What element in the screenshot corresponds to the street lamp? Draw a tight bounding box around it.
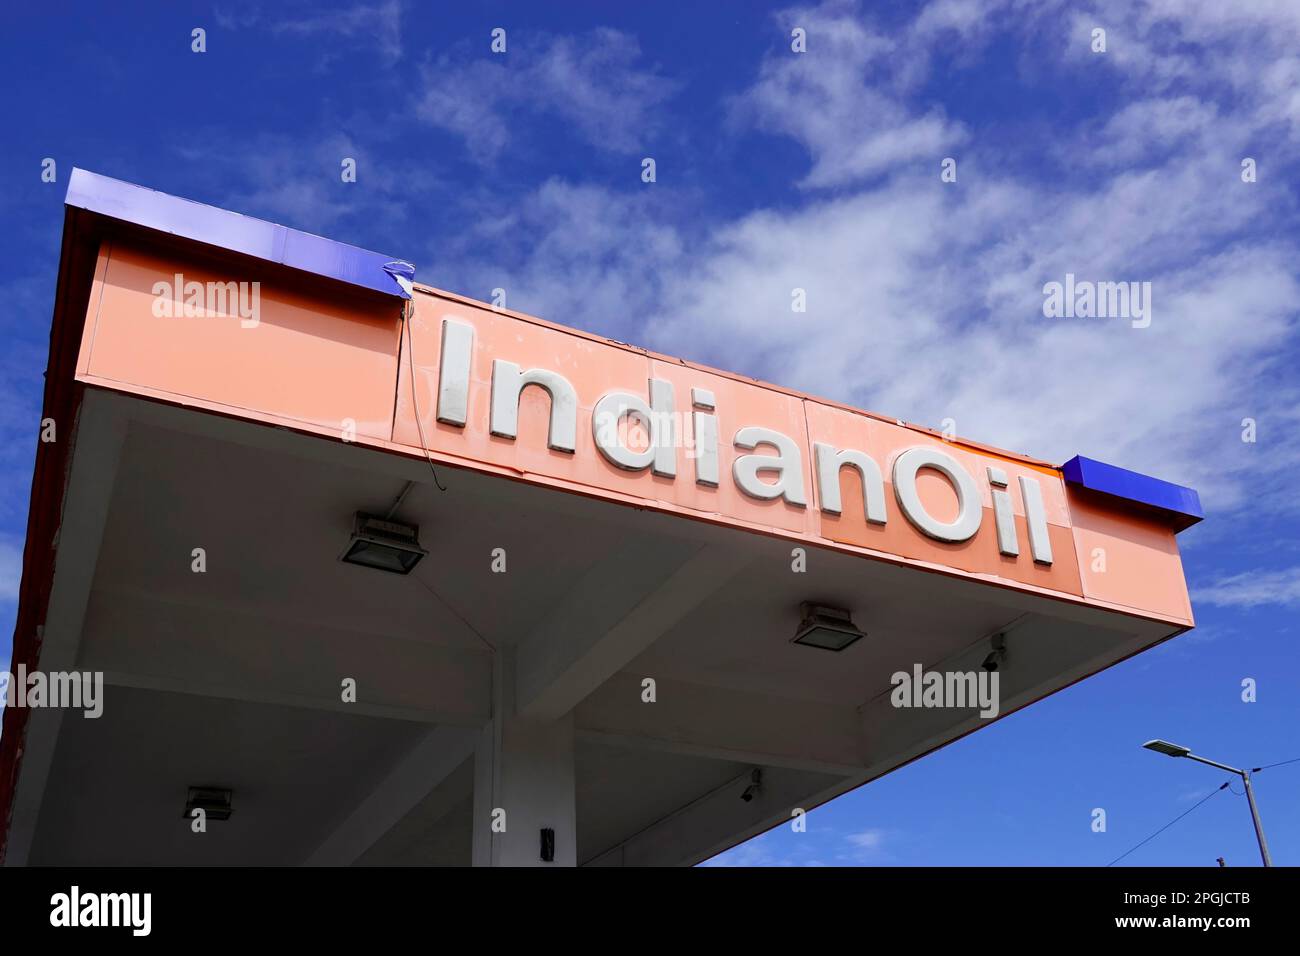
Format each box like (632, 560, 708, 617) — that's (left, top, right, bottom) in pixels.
(1142, 739, 1272, 867)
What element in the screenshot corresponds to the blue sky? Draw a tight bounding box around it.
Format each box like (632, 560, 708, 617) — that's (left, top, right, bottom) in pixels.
(1, 0, 1298, 866)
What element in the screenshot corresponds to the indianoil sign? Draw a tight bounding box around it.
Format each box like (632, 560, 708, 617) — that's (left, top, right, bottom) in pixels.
(74, 238, 1191, 622)
(393, 298, 1086, 598)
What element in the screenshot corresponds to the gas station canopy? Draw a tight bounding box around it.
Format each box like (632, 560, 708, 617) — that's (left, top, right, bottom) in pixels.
(1, 170, 1199, 866)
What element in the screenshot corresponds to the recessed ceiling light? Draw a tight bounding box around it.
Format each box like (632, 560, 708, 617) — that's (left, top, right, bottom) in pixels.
(792, 603, 865, 652)
(340, 513, 427, 574)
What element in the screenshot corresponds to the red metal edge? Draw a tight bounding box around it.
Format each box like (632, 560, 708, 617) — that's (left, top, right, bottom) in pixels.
(0, 207, 97, 863)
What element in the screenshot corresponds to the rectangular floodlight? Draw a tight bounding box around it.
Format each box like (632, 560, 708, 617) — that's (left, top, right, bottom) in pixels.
(184, 787, 233, 822)
(792, 603, 865, 652)
(341, 513, 427, 574)
(1143, 739, 1191, 758)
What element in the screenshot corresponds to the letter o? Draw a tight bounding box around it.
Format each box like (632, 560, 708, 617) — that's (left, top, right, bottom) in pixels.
(892, 447, 981, 542)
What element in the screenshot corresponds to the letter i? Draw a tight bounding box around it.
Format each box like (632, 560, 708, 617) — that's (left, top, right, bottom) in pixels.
(987, 467, 1019, 557)
(691, 388, 719, 487)
(1019, 475, 1053, 564)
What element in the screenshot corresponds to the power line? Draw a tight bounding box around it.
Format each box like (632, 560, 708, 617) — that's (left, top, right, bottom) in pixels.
(1254, 755, 1300, 773)
(1106, 782, 1229, 867)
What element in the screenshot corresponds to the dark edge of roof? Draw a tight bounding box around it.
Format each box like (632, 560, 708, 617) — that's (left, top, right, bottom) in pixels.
(0, 204, 96, 861)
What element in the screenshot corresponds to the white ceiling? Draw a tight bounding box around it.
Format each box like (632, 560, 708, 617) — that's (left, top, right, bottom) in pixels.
(21, 391, 1181, 865)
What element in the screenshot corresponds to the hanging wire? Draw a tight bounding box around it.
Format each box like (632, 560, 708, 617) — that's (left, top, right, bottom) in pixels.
(1106, 782, 1229, 867)
(402, 299, 447, 492)
(1106, 752, 1298, 865)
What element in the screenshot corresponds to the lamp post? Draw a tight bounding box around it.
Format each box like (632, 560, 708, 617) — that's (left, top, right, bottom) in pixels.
(1143, 739, 1272, 867)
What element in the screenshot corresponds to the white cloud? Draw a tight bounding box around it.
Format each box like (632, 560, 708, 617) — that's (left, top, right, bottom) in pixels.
(175, 132, 435, 236)
(434, 178, 683, 342)
(440, 166, 1297, 518)
(217, 1, 406, 62)
(1079, 96, 1223, 168)
(419, 0, 1300, 526)
(734, 1, 965, 188)
(644, 165, 1297, 506)
(837, 827, 895, 863)
(416, 29, 680, 162)
(845, 828, 885, 849)
(1082, 0, 1300, 100)
(1196, 567, 1300, 609)
(702, 832, 827, 867)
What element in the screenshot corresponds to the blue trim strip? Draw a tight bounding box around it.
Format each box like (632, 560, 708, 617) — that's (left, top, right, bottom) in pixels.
(1061, 456, 1203, 531)
(65, 168, 412, 299)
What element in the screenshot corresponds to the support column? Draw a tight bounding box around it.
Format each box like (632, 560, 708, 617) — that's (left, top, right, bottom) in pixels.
(472, 648, 577, 866)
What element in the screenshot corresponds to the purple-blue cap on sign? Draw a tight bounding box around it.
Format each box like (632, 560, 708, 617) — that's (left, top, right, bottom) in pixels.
(64, 168, 413, 299)
(1060, 455, 1203, 532)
